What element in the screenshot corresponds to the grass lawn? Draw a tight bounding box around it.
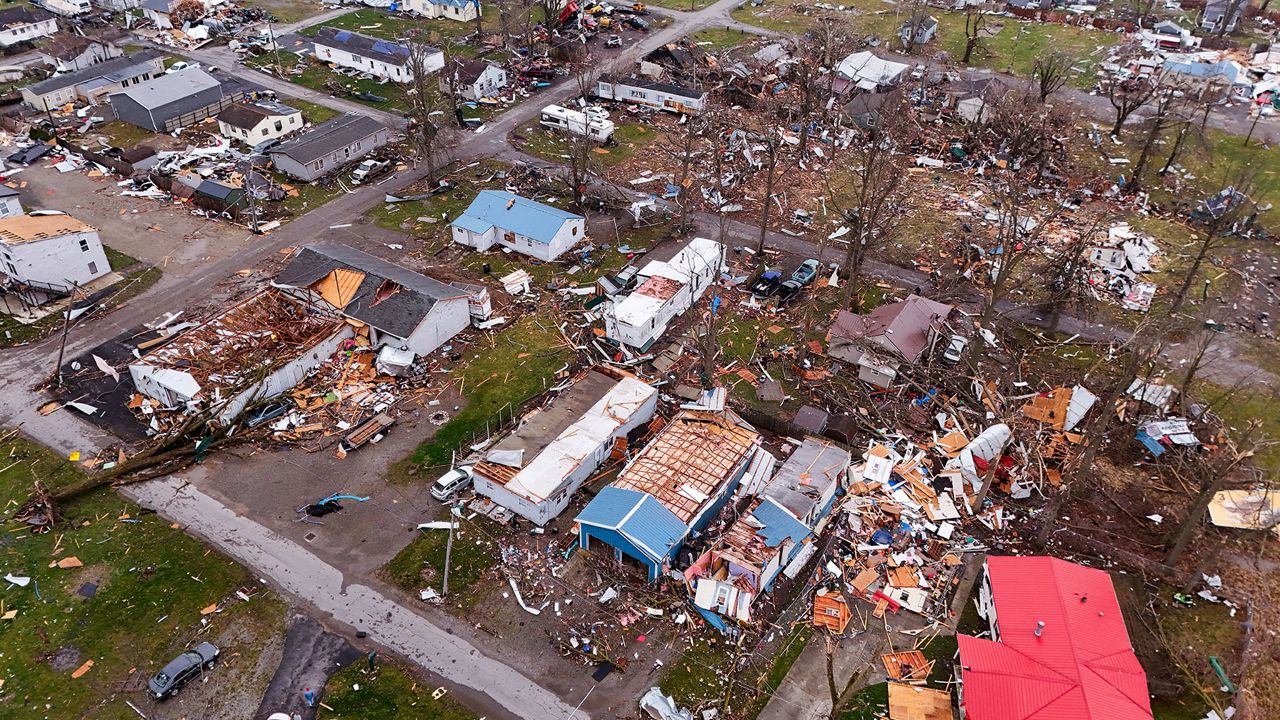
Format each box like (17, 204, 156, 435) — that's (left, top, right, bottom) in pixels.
(658, 635, 737, 708)
(645, 0, 719, 9)
(730, 0, 1119, 86)
(381, 511, 499, 604)
(838, 682, 889, 720)
(689, 26, 755, 52)
(95, 121, 156, 149)
(1193, 380, 1280, 473)
(0, 433, 282, 718)
(276, 170, 347, 217)
(0, 247, 161, 348)
(299, 8, 507, 61)
(288, 97, 342, 124)
(512, 119, 659, 169)
(396, 315, 574, 471)
(241, 0, 339, 24)
(320, 658, 477, 719)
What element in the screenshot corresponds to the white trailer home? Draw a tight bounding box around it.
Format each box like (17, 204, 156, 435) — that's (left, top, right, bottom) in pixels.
(604, 237, 724, 351)
(539, 104, 615, 143)
(0, 214, 109, 292)
(472, 368, 658, 526)
(595, 75, 706, 114)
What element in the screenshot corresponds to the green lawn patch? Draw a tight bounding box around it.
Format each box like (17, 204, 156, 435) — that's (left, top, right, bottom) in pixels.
(94, 121, 156, 149)
(381, 511, 499, 603)
(512, 119, 659, 169)
(0, 433, 275, 717)
(299, 7, 508, 60)
(288, 97, 342, 124)
(277, 171, 346, 217)
(645, 0, 718, 9)
(838, 682, 889, 720)
(690, 26, 755, 52)
(658, 635, 737, 708)
(241, 0, 338, 24)
(399, 316, 574, 471)
(320, 658, 478, 719)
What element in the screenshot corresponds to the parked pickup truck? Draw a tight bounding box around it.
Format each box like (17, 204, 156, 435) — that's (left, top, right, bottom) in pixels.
(350, 158, 390, 185)
(340, 413, 394, 452)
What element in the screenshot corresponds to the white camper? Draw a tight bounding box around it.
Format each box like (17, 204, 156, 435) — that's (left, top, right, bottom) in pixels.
(539, 104, 614, 143)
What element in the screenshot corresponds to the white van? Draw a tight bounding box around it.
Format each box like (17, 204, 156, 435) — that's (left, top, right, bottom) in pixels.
(430, 466, 474, 501)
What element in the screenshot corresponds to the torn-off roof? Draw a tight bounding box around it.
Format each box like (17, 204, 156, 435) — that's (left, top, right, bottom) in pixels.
(612, 409, 758, 524)
(274, 244, 465, 339)
(829, 294, 953, 363)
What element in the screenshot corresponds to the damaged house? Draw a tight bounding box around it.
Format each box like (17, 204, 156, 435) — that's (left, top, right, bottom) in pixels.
(575, 409, 767, 581)
(472, 368, 659, 526)
(827, 294, 954, 388)
(313, 27, 441, 83)
(451, 190, 585, 262)
(957, 555, 1154, 720)
(21, 50, 165, 111)
(0, 7, 57, 48)
(834, 51, 909, 94)
(403, 0, 481, 22)
(595, 75, 707, 114)
(439, 58, 507, 101)
(0, 214, 109, 304)
(38, 33, 121, 73)
(603, 237, 723, 351)
(686, 438, 850, 624)
(216, 100, 303, 146)
(1086, 223, 1160, 312)
(128, 288, 351, 423)
(273, 244, 471, 373)
(267, 113, 390, 182)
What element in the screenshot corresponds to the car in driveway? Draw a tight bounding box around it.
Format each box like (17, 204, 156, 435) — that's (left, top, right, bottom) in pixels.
(775, 279, 803, 305)
(751, 269, 783, 298)
(790, 259, 821, 286)
(431, 466, 474, 501)
(149, 642, 219, 700)
(350, 158, 390, 185)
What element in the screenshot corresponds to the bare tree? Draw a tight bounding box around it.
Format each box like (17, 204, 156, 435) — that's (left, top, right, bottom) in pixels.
(899, 0, 932, 54)
(1031, 52, 1073, 102)
(557, 63, 601, 211)
(1165, 422, 1267, 565)
(1167, 171, 1257, 315)
(1207, 0, 1247, 37)
(1106, 73, 1158, 136)
(1128, 84, 1188, 192)
(754, 131, 783, 264)
(826, 94, 911, 311)
(961, 6, 992, 65)
(655, 68, 711, 232)
(405, 33, 453, 183)
(1040, 213, 1106, 330)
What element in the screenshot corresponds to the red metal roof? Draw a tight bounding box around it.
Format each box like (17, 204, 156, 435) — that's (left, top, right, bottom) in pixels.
(957, 556, 1153, 720)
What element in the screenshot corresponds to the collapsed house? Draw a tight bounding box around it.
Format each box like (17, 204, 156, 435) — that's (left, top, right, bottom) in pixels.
(603, 237, 724, 351)
(128, 288, 350, 423)
(471, 368, 659, 526)
(21, 50, 165, 110)
(575, 409, 767, 581)
(0, 186, 22, 220)
(827, 295, 954, 388)
(958, 555, 1154, 720)
(266, 113, 390, 182)
(686, 438, 850, 624)
(451, 190, 586, 262)
(108, 68, 255, 133)
(1085, 223, 1160, 311)
(834, 51, 909, 94)
(38, 33, 121, 73)
(312, 27, 441, 83)
(273, 245, 471, 373)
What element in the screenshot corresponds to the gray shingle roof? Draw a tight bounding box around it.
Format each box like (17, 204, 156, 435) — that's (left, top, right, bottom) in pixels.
(216, 100, 299, 130)
(275, 245, 466, 338)
(0, 6, 52, 27)
(312, 26, 419, 67)
(267, 113, 384, 165)
(26, 50, 164, 96)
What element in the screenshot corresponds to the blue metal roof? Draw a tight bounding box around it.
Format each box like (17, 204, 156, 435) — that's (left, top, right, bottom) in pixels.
(1162, 60, 1241, 84)
(452, 212, 493, 235)
(577, 486, 644, 527)
(750, 497, 812, 548)
(576, 486, 688, 563)
(452, 190, 582, 245)
(429, 0, 479, 7)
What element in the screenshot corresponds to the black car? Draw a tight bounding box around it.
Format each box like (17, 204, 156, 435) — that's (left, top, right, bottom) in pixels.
(148, 642, 219, 700)
(750, 270, 783, 298)
(776, 279, 803, 305)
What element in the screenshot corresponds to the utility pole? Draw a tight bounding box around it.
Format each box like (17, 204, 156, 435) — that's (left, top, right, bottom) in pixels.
(442, 504, 459, 597)
(269, 22, 283, 79)
(53, 280, 80, 387)
(242, 157, 260, 234)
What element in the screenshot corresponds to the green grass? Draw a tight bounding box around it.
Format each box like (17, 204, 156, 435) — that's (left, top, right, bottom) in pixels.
(320, 658, 478, 719)
(276, 170, 346, 217)
(742, 625, 812, 719)
(1194, 380, 1280, 473)
(299, 8, 504, 60)
(397, 316, 574, 471)
(658, 635, 737, 708)
(0, 434, 275, 718)
(0, 247, 160, 348)
(731, 1, 1118, 86)
(838, 682, 889, 720)
(288, 97, 341, 124)
(512, 119, 659, 169)
(94, 121, 155, 149)
(690, 26, 755, 52)
(645, 0, 718, 9)
(240, 0, 337, 24)
(381, 512, 498, 603)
